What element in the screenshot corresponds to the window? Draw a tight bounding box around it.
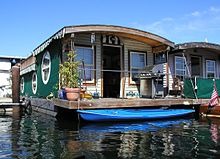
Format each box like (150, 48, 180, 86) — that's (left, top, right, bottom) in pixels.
(206, 60, 216, 78)
(75, 46, 94, 83)
(41, 51, 51, 84)
(20, 77, 24, 93)
(130, 51, 146, 82)
(175, 56, 186, 78)
(32, 72, 37, 94)
(154, 52, 167, 64)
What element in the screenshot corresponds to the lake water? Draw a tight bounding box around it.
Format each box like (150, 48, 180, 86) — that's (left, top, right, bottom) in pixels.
(0, 111, 220, 159)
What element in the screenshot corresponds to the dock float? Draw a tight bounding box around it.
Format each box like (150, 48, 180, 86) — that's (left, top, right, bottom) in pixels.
(52, 98, 203, 110)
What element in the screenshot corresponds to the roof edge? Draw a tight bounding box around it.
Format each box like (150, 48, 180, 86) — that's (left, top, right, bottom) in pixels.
(32, 24, 174, 56)
(176, 42, 220, 51)
(64, 24, 174, 47)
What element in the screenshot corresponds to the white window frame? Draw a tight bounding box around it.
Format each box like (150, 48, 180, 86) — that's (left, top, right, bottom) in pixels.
(130, 51, 147, 84)
(206, 60, 216, 78)
(32, 72, 37, 94)
(41, 51, 51, 84)
(175, 56, 186, 77)
(75, 46, 95, 83)
(20, 77, 24, 94)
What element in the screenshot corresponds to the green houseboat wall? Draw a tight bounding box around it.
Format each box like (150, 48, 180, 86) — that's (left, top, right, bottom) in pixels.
(21, 72, 34, 97)
(21, 40, 61, 98)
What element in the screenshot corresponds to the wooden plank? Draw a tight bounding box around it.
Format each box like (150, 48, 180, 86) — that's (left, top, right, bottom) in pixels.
(204, 114, 220, 118)
(52, 98, 196, 110)
(152, 45, 168, 53)
(0, 103, 23, 106)
(20, 56, 36, 70)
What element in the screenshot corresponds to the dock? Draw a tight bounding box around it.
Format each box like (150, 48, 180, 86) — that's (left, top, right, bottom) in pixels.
(0, 97, 25, 113)
(52, 98, 209, 110)
(1, 96, 211, 117)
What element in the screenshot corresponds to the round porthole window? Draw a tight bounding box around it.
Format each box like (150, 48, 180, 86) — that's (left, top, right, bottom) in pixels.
(32, 72, 37, 94)
(20, 77, 24, 94)
(41, 51, 51, 84)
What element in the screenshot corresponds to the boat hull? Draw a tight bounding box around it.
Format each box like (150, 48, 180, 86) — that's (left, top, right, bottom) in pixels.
(77, 109, 195, 122)
(200, 104, 220, 118)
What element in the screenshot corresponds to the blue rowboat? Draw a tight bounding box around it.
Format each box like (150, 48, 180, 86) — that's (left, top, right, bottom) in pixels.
(77, 109, 195, 122)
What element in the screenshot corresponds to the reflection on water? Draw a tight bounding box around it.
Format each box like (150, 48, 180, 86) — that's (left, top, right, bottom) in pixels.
(0, 112, 220, 158)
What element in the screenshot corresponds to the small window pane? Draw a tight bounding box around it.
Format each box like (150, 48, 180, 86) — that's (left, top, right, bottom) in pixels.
(85, 66, 93, 80)
(207, 73, 214, 78)
(76, 47, 93, 65)
(131, 68, 139, 81)
(132, 53, 145, 68)
(75, 48, 84, 61)
(41, 51, 51, 84)
(32, 72, 37, 94)
(154, 53, 166, 64)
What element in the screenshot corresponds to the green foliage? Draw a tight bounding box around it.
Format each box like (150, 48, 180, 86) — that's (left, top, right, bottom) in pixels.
(59, 50, 79, 88)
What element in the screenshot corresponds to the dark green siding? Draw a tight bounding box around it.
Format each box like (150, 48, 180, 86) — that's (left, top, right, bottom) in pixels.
(21, 40, 61, 98)
(20, 72, 35, 97)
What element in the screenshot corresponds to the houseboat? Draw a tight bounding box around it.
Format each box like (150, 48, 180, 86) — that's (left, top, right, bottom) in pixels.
(168, 42, 220, 117)
(19, 25, 177, 115)
(168, 42, 220, 98)
(21, 25, 205, 116)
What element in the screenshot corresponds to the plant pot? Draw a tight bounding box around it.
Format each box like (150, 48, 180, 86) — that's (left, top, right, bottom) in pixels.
(80, 88, 86, 98)
(58, 88, 67, 99)
(64, 87, 80, 101)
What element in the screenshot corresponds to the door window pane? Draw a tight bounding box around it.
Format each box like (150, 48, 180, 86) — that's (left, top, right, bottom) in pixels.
(191, 56, 201, 76)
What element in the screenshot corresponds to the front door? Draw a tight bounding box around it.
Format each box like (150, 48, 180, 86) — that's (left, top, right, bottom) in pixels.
(102, 46, 121, 98)
(191, 56, 202, 77)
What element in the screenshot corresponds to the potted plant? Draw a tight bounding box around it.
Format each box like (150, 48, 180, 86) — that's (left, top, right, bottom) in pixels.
(59, 50, 80, 101)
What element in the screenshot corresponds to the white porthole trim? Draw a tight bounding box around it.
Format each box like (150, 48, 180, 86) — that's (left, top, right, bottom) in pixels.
(41, 51, 51, 84)
(32, 72, 37, 94)
(20, 77, 24, 94)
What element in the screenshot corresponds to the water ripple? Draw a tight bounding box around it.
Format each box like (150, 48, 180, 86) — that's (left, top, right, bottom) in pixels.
(0, 112, 220, 158)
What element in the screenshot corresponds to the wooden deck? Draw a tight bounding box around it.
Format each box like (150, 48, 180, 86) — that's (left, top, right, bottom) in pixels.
(52, 98, 207, 110)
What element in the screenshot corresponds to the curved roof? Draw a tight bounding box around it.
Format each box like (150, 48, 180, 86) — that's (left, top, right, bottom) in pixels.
(32, 25, 174, 56)
(176, 42, 220, 51)
(64, 25, 174, 47)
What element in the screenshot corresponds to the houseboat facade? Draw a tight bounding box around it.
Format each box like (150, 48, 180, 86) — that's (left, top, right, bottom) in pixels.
(20, 25, 174, 102)
(168, 42, 220, 98)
